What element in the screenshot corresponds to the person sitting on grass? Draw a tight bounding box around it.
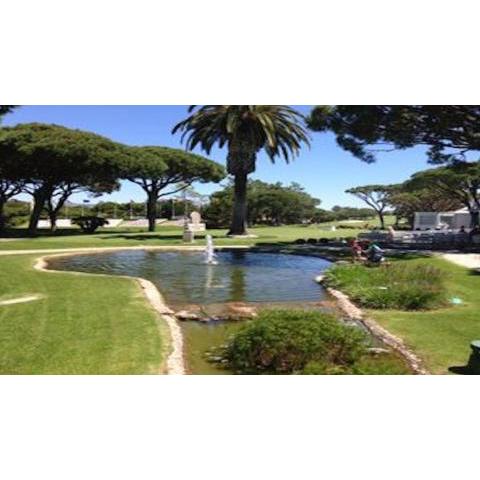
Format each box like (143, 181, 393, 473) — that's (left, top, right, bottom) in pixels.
(469, 225, 480, 244)
(350, 238, 365, 263)
(366, 242, 385, 265)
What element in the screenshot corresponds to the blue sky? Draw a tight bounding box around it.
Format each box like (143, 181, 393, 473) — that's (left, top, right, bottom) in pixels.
(3, 105, 433, 209)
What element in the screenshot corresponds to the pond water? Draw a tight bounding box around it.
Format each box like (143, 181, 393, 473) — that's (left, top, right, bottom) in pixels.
(49, 249, 332, 374)
(49, 250, 331, 306)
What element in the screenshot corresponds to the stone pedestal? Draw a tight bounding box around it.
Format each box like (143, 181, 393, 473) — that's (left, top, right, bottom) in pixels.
(183, 229, 195, 243)
(187, 223, 206, 233)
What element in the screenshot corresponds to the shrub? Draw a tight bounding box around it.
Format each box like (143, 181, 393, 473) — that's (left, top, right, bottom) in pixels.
(72, 216, 109, 233)
(215, 309, 368, 374)
(303, 353, 410, 375)
(4, 214, 29, 228)
(324, 262, 447, 310)
(294, 238, 306, 244)
(306, 238, 318, 244)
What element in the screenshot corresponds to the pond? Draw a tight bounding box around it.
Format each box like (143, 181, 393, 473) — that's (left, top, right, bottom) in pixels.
(49, 250, 331, 306)
(49, 249, 332, 374)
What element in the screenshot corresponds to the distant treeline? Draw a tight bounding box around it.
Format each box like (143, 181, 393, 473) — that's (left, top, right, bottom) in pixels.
(3, 198, 198, 227)
(4, 186, 377, 229)
(200, 180, 376, 228)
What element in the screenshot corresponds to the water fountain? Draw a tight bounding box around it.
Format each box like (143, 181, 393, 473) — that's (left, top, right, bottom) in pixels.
(205, 234, 218, 265)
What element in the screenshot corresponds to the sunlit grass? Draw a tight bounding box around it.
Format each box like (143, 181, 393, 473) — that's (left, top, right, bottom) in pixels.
(0, 224, 363, 251)
(366, 258, 480, 374)
(0, 255, 167, 374)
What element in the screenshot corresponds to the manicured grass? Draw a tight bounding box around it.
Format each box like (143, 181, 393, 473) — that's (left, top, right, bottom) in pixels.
(0, 224, 359, 375)
(366, 257, 480, 374)
(0, 224, 362, 251)
(0, 255, 168, 374)
(3, 224, 476, 375)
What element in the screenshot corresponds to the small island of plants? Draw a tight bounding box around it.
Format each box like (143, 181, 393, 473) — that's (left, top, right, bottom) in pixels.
(207, 309, 410, 375)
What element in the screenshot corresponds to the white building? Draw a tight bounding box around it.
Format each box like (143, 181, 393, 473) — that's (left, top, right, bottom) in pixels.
(413, 208, 473, 231)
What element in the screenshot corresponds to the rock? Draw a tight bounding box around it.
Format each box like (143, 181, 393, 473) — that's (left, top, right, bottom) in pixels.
(175, 310, 201, 321)
(208, 355, 223, 362)
(198, 316, 213, 323)
(225, 302, 258, 319)
(368, 347, 391, 355)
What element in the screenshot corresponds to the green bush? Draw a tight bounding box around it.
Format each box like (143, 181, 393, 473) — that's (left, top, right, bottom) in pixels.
(215, 309, 368, 374)
(5, 214, 29, 228)
(324, 262, 447, 310)
(72, 216, 109, 233)
(303, 353, 410, 375)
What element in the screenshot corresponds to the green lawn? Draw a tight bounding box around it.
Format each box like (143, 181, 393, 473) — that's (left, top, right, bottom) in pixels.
(0, 224, 363, 251)
(367, 257, 480, 374)
(0, 255, 168, 374)
(0, 224, 362, 375)
(2, 223, 475, 375)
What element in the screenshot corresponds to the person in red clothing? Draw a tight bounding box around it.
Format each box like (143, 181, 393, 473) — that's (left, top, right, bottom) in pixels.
(350, 238, 365, 263)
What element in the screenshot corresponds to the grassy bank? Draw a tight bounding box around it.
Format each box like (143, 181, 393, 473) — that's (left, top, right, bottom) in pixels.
(0, 255, 168, 374)
(324, 261, 447, 310)
(328, 257, 480, 374)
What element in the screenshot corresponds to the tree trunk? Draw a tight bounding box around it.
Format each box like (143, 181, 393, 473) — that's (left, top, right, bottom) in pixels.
(46, 192, 70, 233)
(48, 210, 57, 232)
(378, 211, 385, 230)
(28, 186, 51, 236)
(470, 210, 479, 227)
(0, 200, 5, 233)
(228, 173, 248, 236)
(146, 191, 157, 232)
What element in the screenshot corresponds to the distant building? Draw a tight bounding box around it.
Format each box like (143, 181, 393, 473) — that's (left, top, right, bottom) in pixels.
(413, 208, 476, 231)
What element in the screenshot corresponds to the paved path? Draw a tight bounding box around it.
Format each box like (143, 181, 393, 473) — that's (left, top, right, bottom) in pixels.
(442, 253, 480, 269)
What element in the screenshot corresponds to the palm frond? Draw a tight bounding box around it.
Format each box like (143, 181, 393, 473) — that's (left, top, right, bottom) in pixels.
(172, 105, 310, 173)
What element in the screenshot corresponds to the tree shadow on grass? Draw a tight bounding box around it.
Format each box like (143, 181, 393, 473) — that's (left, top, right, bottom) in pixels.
(1, 228, 165, 239)
(100, 234, 184, 241)
(448, 365, 477, 375)
(1, 228, 84, 238)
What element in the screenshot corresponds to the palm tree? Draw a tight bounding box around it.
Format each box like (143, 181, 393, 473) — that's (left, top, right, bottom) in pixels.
(172, 106, 310, 235)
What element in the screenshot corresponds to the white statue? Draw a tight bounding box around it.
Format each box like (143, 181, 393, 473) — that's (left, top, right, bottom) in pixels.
(205, 234, 218, 265)
(187, 211, 206, 232)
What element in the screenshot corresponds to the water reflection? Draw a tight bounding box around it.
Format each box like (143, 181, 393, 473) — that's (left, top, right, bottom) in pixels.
(50, 250, 331, 306)
(229, 267, 246, 302)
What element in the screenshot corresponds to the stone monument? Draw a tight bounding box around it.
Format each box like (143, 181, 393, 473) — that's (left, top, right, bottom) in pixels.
(187, 211, 206, 232)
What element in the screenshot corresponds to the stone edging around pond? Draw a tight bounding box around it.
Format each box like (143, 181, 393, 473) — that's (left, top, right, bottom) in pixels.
(319, 280, 429, 375)
(33, 253, 186, 375)
(135, 277, 185, 375)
